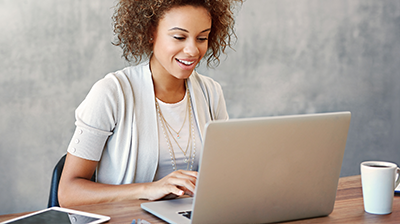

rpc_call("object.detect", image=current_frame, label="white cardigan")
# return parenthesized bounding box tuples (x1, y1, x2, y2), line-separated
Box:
(67, 63, 229, 184)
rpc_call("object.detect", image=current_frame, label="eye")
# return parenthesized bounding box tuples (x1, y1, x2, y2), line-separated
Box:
(173, 36, 185, 40)
(198, 37, 208, 41)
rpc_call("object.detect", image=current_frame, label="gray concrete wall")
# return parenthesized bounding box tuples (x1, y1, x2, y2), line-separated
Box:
(1, 0, 399, 215)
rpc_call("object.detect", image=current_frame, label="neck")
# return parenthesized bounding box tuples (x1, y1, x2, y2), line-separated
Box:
(154, 78, 186, 103)
(150, 65, 186, 104)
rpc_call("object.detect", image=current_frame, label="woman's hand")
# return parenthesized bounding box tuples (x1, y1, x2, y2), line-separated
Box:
(142, 170, 198, 201)
(59, 153, 198, 207)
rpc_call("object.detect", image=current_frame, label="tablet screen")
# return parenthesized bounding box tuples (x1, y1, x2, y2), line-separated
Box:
(3, 207, 109, 224)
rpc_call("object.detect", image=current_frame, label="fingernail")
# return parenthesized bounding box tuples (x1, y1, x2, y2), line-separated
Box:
(179, 190, 184, 195)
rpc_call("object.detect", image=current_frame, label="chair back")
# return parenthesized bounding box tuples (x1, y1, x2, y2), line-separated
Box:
(48, 154, 66, 207)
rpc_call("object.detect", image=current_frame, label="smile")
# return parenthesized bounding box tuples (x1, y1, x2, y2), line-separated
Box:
(176, 59, 195, 65)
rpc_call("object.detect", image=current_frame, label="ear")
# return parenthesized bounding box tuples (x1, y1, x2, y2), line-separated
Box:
(149, 26, 157, 44)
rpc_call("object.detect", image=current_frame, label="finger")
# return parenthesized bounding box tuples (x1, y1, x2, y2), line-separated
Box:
(167, 185, 185, 197)
(169, 170, 198, 184)
(178, 186, 195, 197)
(167, 177, 196, 194)
(176, 170, 198, 178)
(176, 186, 196, 197)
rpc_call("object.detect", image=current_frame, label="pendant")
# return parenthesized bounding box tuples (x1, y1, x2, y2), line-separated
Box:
(184, 158, 188, 163)
(177, 134, 180, 139)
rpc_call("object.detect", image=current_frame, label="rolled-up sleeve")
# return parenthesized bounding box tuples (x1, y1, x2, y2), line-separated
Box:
(67, 75, 118, 161)
(67, 121, 112, 161)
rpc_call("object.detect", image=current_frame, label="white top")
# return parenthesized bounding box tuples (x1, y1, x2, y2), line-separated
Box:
(154, 92, 202, 181)
(67, 63, 229, 184)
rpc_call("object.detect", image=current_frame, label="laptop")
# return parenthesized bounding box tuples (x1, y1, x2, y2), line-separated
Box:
(141, 111, 351, 224)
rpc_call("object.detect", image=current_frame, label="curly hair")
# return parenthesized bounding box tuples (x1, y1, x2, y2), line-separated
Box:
(112, 0, 243, 67)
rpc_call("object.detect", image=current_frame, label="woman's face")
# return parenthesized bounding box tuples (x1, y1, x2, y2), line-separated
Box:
(150, 5, 211, 81)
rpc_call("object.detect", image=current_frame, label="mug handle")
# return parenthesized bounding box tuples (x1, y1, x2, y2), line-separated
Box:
(395, 167, 400, 189)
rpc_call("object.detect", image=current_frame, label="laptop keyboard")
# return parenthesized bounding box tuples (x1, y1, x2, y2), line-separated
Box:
(178, 211, 192, 219)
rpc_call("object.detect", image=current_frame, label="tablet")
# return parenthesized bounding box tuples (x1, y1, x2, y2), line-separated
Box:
(2, 207, 110, 224)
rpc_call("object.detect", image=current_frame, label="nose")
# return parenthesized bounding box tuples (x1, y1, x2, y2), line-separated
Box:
(183, 40, 200, 56)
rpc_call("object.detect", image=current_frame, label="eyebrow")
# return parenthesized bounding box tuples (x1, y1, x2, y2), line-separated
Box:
(168, 27, 211, 33)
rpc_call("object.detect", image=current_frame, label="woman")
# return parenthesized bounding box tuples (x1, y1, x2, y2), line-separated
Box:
(59, 0, 242, 207)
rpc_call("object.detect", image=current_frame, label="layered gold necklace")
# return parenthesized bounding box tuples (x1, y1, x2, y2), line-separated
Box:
(155, 82, 196, 171)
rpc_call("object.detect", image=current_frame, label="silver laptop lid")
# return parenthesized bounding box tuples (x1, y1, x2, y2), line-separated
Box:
(191, 111, 351, 223)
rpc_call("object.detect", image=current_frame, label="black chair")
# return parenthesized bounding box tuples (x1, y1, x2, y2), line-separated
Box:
(47, 154, 96, 207)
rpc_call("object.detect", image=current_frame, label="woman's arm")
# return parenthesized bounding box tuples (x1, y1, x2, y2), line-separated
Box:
(58, 153, 197, 207)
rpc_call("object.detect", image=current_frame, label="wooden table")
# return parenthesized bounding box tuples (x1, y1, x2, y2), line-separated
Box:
(1, 175, 399, 223)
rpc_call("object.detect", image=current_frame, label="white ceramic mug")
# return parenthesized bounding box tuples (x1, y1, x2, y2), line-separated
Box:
(360, 161, 400, 214)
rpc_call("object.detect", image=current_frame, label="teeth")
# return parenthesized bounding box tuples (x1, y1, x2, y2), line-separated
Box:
(177, 59, 194, 65)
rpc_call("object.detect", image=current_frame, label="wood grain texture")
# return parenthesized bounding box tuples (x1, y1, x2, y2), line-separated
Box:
(1, 176, 399, 223)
